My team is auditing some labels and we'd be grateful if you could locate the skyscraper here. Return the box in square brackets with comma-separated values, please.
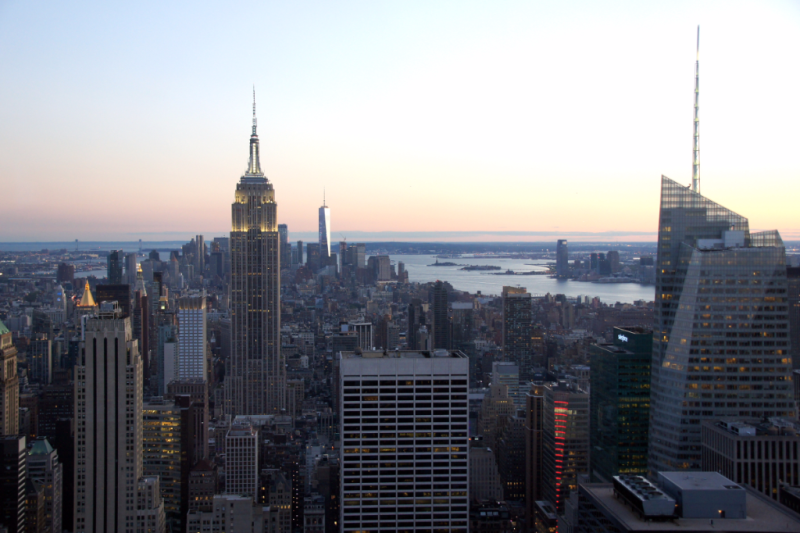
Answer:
[278, 224, 290, 269]
[541, 381, 589, 514]
[226, 93, 284, 417]
[556, 239, 569, 278]
[178, 294, 207, 380]
[338, 349, 469, 531]
[319, 193, 331, 263]
[107, 250, 124, 284]
[0, 319, 19, 436]
[28, 438, 63, 533]
[74, 302, 147, 533]
[431, 280, 451, 350]
[195, 235, 205, 274]
[502, 286, 533, 379]
[649, 176, 795, 474]
[589, 327, 651, 482]
[0, 435, 27, 533]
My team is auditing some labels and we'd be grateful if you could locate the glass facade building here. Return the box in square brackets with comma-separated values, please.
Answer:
[589, 327, 651, 482]
[649, 176, 795, 473]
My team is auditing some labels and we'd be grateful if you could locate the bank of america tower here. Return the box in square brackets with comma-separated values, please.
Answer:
[225, 93, 285, 416]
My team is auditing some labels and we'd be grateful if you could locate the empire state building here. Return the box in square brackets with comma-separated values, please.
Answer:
[225, 94, 285, 416]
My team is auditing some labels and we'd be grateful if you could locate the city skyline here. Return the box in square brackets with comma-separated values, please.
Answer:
[2, 2, 799, 242]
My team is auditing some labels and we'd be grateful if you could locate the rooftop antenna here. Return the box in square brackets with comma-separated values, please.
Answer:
[323, 187, 326, 207]
[692, 25, 700, 194]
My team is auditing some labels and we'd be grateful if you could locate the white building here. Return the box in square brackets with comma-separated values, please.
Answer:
[186, 494, 277, 533]
[178, 294, 207, 380]
[339, 349, 470, 532]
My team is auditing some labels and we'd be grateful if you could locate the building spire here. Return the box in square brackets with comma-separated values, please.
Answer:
[323, 187, 326, 207]
[692, 25, 700, 193]
[246, 87, 263, 176]
[252, 85, 257, 136]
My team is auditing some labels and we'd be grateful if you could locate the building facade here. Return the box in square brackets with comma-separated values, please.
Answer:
[177, 294, 207, 380]
[226, 96, 285, 417]
[589, 327, 651, 482]
[339, 350, 470, 532]
[502, 286, 533, 379]
[649, 176, 796, 474]
[0, 319, 19, 436]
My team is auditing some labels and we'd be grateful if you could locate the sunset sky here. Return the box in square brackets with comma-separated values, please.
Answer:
[2, 1, 799, 242]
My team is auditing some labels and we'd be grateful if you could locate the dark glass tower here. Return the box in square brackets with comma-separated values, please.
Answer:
[431, 280, 450, 350]
[649, 176, 795, 473]
[502, 286, 533, 379]
[226, 94, 284, 416]
[107, 250, 124, 284]
[589, 326, 651, 482]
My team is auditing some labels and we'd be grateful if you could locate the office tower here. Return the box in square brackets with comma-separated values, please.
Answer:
[95, 283, 131, 317]
[225, 422, 259, 499]
[133, 286, 151, 382]
[0, 435, 27, 533]
[27, 478, 46, 533]
[495, 411, 526, 501]
[701, 417, 800, 500]
[502, 286, 533, 379]
[107, 250, 124, 284]
[56, 263, 75, 284]
[74, 302, 145, 533]
[28, 438, 63, 533]
[355, 243, 366, 268]
[588, 327, 651, 482]
[370, 254, 391, 281]
[187, 494, 272, 532]
[788, 266, 800, 370]
[338, 349, 469, 531]
[137, 477, 167, 533]
[0, 319, 19, 436]
[227, 94, 285, 417]
[195, 234, 205, 274]
[431, 280, 451, 350]
[469, 445, 503, 502]
[157, 325, 178, 395]
[187, 460, 218, 512]
[296, 240, 304, 265]
[278, 224, 290, 269]
[53, 419, 74, 531]
[125, 252, 137, 285]
[38, 384, 73, 440]
[306, 242, 320, 272]
[649, 176, 795, 474]
[492, 361, 521, 407]
[556, 239, 569, 278]
[167, 378, 210, 462]
[607, 250, 620, 273]
[525, 383, 545, 527]
[29, 336, 53, 385]
[142, 399, 182, 529]
[407, 299, 424, 350]
[178, 294, 207, 380]
[542, 381, 589, 514]
[319, 195, 331, 261]
[478, 382, 515, 452]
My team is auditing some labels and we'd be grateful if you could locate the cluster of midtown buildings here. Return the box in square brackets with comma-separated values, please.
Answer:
[1, 98, 800, 533]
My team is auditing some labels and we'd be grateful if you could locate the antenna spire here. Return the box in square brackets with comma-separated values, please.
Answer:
[692, 26, 700, 193]
[252, 86, 257, 136]
[323, 187, 326, 207]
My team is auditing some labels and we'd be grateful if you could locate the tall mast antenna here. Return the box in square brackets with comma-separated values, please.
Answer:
[692, 26, 700, 193]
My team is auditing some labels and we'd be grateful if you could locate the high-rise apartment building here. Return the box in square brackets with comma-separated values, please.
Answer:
[226, 95, 284, 417]
[649, 176, 796, 474]
[502, 286, 533, 379]
[431, 280, 451, 350]
[319, 199, 331, 262]
[74, 302, 160, 533]
[589, 327, 651, 482]
[28, 438, 63, 533]
[338, 350, 470, 532]
[0, 319, 19, 436]
[178, 294, 207, 380]
[542, 381, 589, 515]
[107, 250, 124, 284]
[556, 240, 569, 278]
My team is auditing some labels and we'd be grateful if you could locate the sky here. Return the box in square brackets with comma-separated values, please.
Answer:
[1, 1, 799, 242]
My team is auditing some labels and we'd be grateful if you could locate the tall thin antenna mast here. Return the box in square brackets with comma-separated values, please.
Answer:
[692, 26, 700, 193]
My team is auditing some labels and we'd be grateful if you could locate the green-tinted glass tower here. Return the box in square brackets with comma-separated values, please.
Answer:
[589, 326, 651, 482]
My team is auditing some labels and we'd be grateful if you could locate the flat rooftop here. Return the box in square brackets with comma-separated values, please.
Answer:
[340, 349, 467, 360]
[660, 471, 743, 492]
[581, 484, 800, 531]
